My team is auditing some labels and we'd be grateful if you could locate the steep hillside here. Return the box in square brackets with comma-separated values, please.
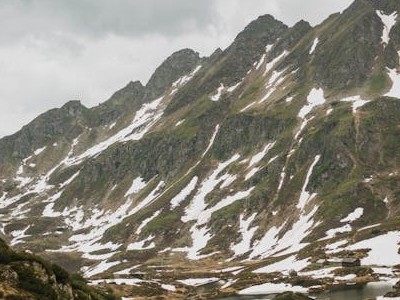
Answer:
[0, 238, 119, 299]
[1, 0, 400, 298]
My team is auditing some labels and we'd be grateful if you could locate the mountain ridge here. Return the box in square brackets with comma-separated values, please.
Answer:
[1, 1, 400, 298]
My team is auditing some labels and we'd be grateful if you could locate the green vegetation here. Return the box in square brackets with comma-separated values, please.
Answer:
[0, 238, 120, 300]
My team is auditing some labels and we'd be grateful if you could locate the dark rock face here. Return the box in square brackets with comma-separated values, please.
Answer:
[90, 80, 146, 126]
[313, 5, 383, 90]
[0, 101, 89, 166]
[166, 15, 288, 113]
[214, 14, 288, 85]
[144, 48, 201, 101]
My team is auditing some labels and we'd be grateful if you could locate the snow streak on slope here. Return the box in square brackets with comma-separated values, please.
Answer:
[259, 68, 288, 103]
[202, 125, 220, 158]
[322, 207, 364, 240]
[249, 156, 321, 259]
[178, 154, 254, 259]
[245, 142, 276, 180]
[297, 155, 321, 211]
[177, 278, 219, 286]
[385, 66, 400, 98]
[309, 37, 319, 55]
[182, 155, 241, 223]
[263, 51, 288, 77]
[249, 142, 276, 167]
[256, 54, 267, 70]
[64, 96, 165, 166]
[293, 88, 325, 142]
[179, 186, 254, 260]
[340, 207, 364, 222]
[376, 11, 397, 45]
[127, 235, 156, 251]
[172, 65, 202, 88]
[341, 95, 370, 113]
[136, 210, 161, 235]
[170, 177, 198, 209]
[227, 81, 241, 92]
[254, 255, 309, 275]
[249, 207, 319, 259]
[210, 83, 225, 101]
[231, 213, 258, 257]
[50, 181, 164, 258]
[84, 260, 121, 277]
[348, 231, 400, 266]
[125, 177, 147, 197]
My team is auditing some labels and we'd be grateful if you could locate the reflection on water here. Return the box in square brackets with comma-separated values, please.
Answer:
[219, 282, 394, 300]
[314, 282, 394, 300]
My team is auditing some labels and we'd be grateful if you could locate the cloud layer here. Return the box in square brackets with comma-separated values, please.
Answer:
[0, 0, 353, 137]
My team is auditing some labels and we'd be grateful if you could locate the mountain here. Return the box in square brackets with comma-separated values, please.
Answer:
[1, 0, 400, 298]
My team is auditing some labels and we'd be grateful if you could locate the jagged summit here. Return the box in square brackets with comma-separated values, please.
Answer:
[233, 14, 288, 44]
[61, 100, 87, 117]
[143, 48, 201, 101]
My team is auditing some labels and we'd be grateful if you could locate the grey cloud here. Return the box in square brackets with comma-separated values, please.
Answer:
[0, 0, 355, 137]
[2, 0, 216, 42]
[274, 0, 353, 25]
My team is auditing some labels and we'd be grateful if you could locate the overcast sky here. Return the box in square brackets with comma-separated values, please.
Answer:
[0, 0, 353, 137]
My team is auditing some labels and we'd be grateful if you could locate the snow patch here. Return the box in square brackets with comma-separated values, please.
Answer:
[172, 65, 202, 87]
[385, 66, 400, 98]
[177, 278, 219, 286]
[227, 81, 241, 92]
[125, 177, 147, 197]
[231, 213, 258, 257]
[245, 168, 260, 181]
[309, 37, 319, 55]
[175, 119, 185, 127]
[326, 240, 349, 254]
[297, 155, 321, 211]
[136, 210, 161, 235]
[63, 96, 165, 167]
[10, 225, 31, 246]
[202, 125, 220, 158]
[34, 146, 47, 156]
[340, 207, 364, 223]
[249, 142, 276, 167]
[127, 235, 156, 251]
[298, 88, 325, 119]
[254, 255, 309, 275]
[250, 207, 319, 259]
[324, 224, 352, 240]
[347, 231, 400, 266]
[376, 11, 397, 45]
[263, 51, 288, 77]
[239, 282, 308, 295]
[161, 284, 176, 292]
[170, 177, 198, 209]
[210, 83, 225, 101]
[84, 260, 121, 277]
[341, 95, 370, 113]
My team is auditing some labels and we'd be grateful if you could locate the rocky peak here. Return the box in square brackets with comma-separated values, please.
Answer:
[61, 100, 87, 118]
[144, 48, 201, 101]
[233, 14, 288, 45]
[272, 19, 312, 57]
[104, 80, 145, 107]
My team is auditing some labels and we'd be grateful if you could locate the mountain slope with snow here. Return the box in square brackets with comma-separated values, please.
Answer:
[1, 0, 400, 298]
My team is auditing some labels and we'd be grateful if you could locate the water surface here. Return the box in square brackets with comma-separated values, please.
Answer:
[219, 282, 394, 300]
